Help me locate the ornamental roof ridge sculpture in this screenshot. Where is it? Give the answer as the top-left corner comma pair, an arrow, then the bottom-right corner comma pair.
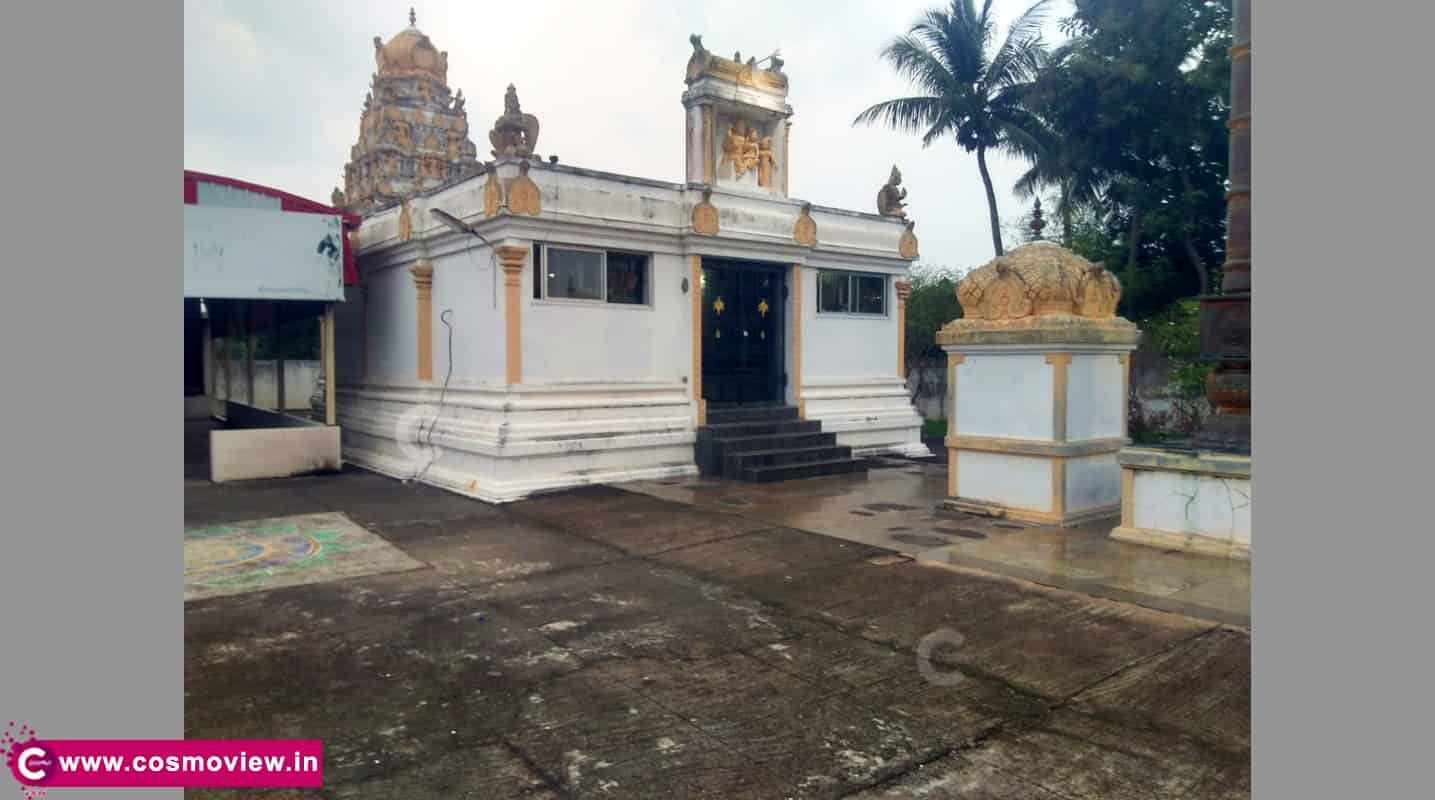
336,8 -> 482,216
684,34 -> 787,91
937,242 -> 1140,345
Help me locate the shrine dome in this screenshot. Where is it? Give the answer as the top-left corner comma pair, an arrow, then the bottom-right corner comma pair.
938,242 -> 1140,345
373,11 -> 448,83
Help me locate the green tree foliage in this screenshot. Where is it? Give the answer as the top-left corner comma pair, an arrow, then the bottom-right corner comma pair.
854,0 -> 1056,257
1026,0 -> 1232,316
1129,297 -> 1208,441
904,270 -> 964,367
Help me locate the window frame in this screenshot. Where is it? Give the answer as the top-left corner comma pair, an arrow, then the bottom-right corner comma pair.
815,268 -> 889,317
533,242 -> 654,308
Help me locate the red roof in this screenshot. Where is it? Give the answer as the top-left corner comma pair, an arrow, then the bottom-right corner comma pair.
184,170 -> 360,285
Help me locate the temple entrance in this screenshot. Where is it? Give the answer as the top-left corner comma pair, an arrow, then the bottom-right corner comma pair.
700,258 -> 785,405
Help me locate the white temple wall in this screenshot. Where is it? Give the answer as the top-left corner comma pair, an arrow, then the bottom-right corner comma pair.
363,264 -> 417,381
954,353 -> 1055,441
523,251 -> 689,384
430,243 -> 505,382
798,267 -> 926,457
801,269 -> 897,378
1067,353 -> 1125,441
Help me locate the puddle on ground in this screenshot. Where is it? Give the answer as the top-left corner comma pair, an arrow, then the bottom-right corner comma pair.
715,496 -> 754,508
886,526 -> 912,532
849,510 -> 877,517
933,527 -> 987,540
865,553 -> 914,566
863,502 -> 920,512
993,522 -> 1026,530
892,533 -> 952,548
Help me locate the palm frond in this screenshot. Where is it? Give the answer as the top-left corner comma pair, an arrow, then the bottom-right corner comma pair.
852,95 -> 946,136
982,0 -> 1055,91
878,34 -> 957,96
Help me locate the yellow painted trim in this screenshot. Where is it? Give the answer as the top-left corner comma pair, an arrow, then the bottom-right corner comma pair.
1119,352 -> 1131,438
1110,525 -> 1251,561
894,279 -> 911,379
1046,353 -> 1071,441
1120,467 -> 1135,527
946,498 -> 1120,528
948,447 -> 957,498
692,255 -> 706,424
496,246 -> 529,385
409,261 -> 435,382
791,263 -> 804,418
944,435 -> 1126,458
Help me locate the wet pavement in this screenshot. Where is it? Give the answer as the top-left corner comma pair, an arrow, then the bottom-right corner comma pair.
628,457 -> 1250,627
184,425 -> 1249,798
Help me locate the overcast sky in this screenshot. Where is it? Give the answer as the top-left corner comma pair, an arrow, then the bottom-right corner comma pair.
184,0 -> 1069,274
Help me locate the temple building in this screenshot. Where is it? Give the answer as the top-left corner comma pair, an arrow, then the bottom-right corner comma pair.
329,22 -> 929,503
336,9 -> 481,216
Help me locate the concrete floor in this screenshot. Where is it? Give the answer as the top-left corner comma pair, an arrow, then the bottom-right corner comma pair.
628,457 -> 1250,627
184,424 -> 1249,798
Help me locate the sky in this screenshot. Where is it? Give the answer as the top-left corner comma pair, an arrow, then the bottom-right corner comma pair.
184,0 -> 1070,275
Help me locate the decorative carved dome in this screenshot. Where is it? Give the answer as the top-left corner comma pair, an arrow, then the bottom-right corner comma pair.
373,13 -> 448,83
937,242 -> 1139,345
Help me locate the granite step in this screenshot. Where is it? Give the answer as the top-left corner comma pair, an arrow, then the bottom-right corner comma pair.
705,405 -> 800,426
712,431 -> 837,455
701,419 -> 823,439
738,457 -> 870,483
723,444 -> 854,474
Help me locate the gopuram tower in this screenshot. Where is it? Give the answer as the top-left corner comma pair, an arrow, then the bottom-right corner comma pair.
335,8 -> 481,216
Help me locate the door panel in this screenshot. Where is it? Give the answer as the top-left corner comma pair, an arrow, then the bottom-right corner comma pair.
701,262 -> 782,405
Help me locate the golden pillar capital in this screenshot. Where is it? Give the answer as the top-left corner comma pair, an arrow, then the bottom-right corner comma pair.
409,261 -> 434,293
496,246 -> 528,278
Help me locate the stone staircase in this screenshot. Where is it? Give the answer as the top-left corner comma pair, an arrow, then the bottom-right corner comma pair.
695,405 -> 868,482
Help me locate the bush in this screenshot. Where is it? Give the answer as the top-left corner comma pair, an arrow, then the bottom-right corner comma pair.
904,272 -> 963,366
1129,297 -> 1209,441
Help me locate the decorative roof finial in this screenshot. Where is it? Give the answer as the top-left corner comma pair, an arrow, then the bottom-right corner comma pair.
409,7 -> 416,26
1029,197 -> 1046,240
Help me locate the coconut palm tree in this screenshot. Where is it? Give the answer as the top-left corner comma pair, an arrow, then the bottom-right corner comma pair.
854,0 -> 1054,256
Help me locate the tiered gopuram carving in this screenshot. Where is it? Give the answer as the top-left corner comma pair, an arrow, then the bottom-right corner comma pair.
336,9 -> 481,216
